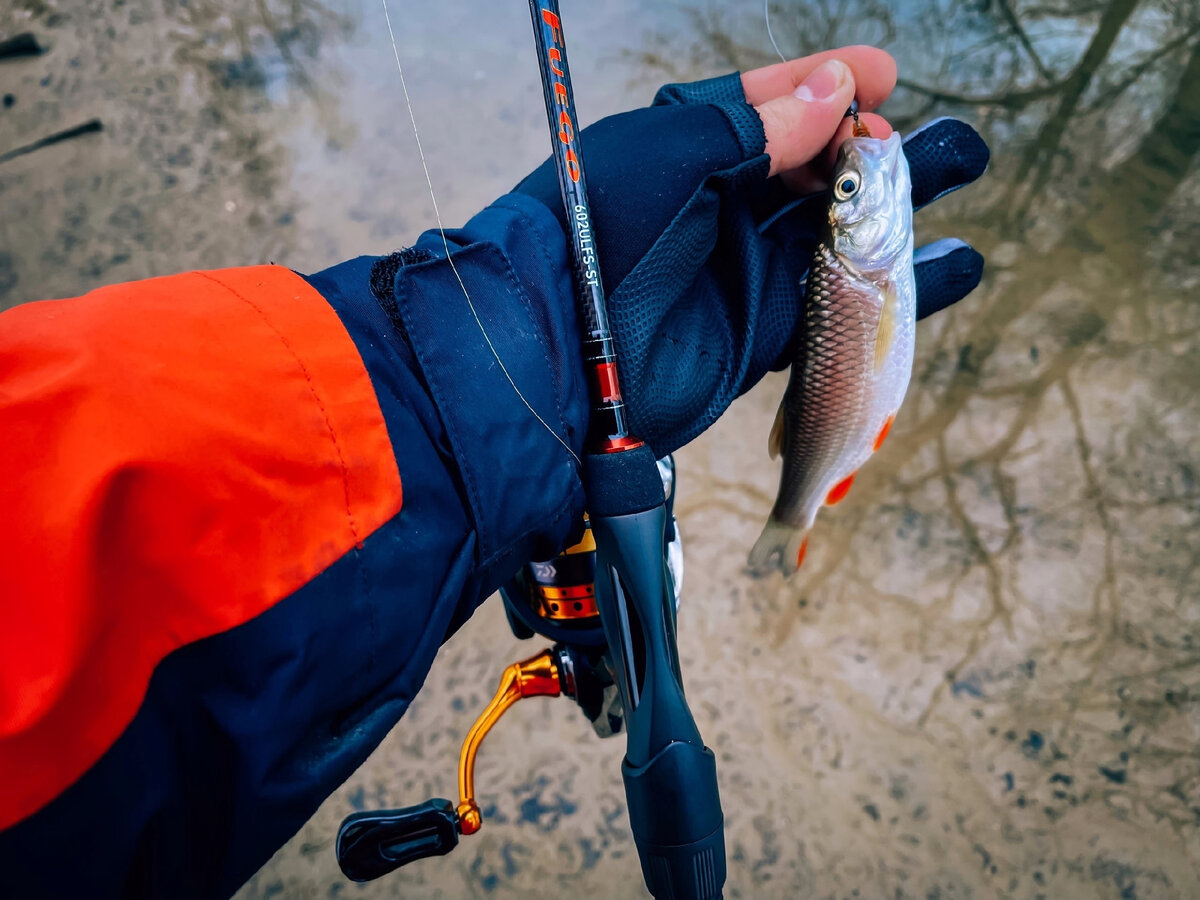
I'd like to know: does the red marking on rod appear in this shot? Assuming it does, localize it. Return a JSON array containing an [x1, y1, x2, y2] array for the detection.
[[595, 362, 622, 403], [601, 435, 644, 454], [542, 16, 578, 183], [796, 537, 809, 569], [557, 109, 574, 143], [541, 8, 564, 42]]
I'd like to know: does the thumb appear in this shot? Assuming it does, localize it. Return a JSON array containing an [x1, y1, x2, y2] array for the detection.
[[756, 59, 856, 177]]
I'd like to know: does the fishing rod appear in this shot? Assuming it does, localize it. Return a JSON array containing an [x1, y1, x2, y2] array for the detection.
[[526, 4, 725, 897], [334, 3, 725, 897]]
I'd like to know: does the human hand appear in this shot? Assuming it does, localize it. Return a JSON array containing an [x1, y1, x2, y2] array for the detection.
[[515, 47, 988, 457]]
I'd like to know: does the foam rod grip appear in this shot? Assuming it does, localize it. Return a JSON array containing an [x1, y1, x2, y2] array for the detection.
[[586, 448, 727, 899]]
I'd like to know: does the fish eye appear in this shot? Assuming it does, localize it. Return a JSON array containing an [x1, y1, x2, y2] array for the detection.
[[834, 172, 860, 201]]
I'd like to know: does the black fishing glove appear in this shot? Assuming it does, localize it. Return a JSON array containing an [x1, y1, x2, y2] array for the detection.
[[515, 72, 988, 457]]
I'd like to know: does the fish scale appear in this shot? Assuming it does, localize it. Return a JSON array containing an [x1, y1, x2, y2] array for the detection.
[[776, 248, 879, 515], [749, 133, 916, 577]]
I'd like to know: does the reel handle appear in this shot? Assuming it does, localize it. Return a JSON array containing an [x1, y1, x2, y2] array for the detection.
[[335, 799, 459, 882], [335, 649, 563, 881]]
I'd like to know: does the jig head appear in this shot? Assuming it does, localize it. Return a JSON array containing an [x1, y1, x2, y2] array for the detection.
[[847, 98, 872, 137]]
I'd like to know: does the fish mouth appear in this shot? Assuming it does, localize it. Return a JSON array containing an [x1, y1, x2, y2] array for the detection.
[[829, 132, 908, 234], [878, 132, 905, 183], [838, 132, 905, 189]]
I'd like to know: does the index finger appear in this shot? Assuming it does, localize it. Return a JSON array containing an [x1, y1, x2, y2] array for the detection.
[[741, 46, 897, 111]]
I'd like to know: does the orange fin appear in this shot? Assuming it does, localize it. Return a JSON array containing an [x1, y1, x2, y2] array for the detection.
[[796, 536, 810, 569], [874, 415, 895, 452], [825, 472, 856, 506]]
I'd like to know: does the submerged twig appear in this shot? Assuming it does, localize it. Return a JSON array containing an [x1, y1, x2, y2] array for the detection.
[[995, 0, 1053, 81], [895, 76, 1066, 109], [0, 120, 103, 164], [0, 33, 44, 61]]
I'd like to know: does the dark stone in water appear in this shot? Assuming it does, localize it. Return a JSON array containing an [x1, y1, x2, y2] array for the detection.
[[1022, 731, 1044, 756], [1099, 766, 1127, 784], [0, 33, 44, 60]]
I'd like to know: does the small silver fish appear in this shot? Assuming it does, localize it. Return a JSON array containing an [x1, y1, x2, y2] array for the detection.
[[749, 132, 915, 577]]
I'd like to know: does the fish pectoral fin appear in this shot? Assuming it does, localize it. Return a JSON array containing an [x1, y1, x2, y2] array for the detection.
[[768, 399, 786, 460], [874, 282, 898, 373]]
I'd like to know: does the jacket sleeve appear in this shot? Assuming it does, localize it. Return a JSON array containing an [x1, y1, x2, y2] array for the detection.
[[0, 192, 586, 899]]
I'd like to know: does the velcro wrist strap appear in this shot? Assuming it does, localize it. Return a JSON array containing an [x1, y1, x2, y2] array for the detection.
[[392, 197, 587, 568]]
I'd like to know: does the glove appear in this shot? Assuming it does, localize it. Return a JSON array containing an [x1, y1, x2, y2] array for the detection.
[[515, 71, 988, 457]]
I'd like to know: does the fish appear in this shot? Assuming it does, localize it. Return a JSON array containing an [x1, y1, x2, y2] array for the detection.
[[748, 131, 915, 577]]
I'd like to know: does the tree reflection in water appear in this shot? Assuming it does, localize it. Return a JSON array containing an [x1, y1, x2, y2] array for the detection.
[[631, 2, 1200, 895]]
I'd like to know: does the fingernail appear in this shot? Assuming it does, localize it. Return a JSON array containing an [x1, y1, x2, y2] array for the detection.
[[792, 59, 850, 102]]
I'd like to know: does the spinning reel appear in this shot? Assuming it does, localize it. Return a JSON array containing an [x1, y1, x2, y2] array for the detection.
[[334, 458, 684, 879]]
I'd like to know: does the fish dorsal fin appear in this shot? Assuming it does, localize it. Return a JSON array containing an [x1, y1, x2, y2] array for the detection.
[[874, 281, 898, 372], [768, 400, 786, 460]]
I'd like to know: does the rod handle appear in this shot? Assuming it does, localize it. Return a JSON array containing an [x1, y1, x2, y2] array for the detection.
[[623, 741, 725, 900]]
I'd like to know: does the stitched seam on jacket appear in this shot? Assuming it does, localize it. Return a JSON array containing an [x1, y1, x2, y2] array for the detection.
[[391, 253, 492, 558], [196, 270, 377, 672]]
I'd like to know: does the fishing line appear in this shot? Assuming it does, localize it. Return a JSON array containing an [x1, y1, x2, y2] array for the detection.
[[764, 0, 788, 64], [379, 0, 582, 469], [763, 3, 870, 137]]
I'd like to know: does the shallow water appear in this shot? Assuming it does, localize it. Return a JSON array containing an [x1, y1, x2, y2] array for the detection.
[[2, 1, 1197, 897]]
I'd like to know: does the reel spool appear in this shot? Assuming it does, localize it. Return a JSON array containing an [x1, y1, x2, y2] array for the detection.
[[501, 455, 682, 737]]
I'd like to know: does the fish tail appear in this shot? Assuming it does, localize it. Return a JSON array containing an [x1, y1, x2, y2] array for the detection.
[[747, 518, 811, 577]]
